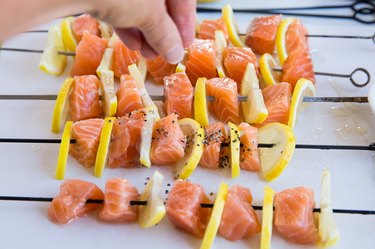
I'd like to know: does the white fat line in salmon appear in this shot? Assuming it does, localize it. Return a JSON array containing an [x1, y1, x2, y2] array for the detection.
[[0, 137, 374, 152], [0, 94, 369, 104], [0, 194, 373, 215]]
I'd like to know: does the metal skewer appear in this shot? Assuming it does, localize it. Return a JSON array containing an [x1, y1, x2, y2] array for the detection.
[[1, 137, 374, 151], [0, 194, 374, 215]]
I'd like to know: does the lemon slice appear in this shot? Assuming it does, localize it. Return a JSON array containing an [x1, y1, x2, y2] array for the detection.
[[318, 169, 339, 248], [258, 123, 296, 181], [100, 70, 117, 117], [128, 64, 160, 119], [200, 182, 228, 249], [140, 107, 158, 167], [288, 78, 316, 130], [60, 17, 77, 52], [98, 21, 113, 40], [94, 117, 115, 178], [175, 118, 204, 179], [137, 56, 148, 81], [138, 170, 166, 228], [275, 18, 296, 65], [222, 4, 244, 47], [55, 121, 73, 180], [228, 122, 240, 178], [175, 51, 187, 73], [108, 33, 120, 48], [51, 78, 74, 133], [215, 30, 227, 78], [39, 25, 67, 75], [194, 77, 209, 127], [260, 186, 275, 249], [97, 48, 114, 77], [259, 53, 281, 86], [240, 63, 268, 124]]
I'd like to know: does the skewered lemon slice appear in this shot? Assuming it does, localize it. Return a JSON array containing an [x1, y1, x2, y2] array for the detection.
[[138, 57, 148, 81], [318, 169, 340, 248], [108, 33, 120, 48], [240, 63, 268, 124], [51, 77, 74, 133], [138, 170, 166, 228], [175, 118, 204, 179], [60, 17, 77, 52], [259, 53, 281, 86], [100, 70, 117, 117], [94, 117, 115, 178], [200, 182, 228, 249], [39, 25, 67, 75], [194, 77, 209, 127], [260, 186, 275, 249], [96, 48, 114, 77], [222, 4, 245, 47], [98, 21, 113, 40], [128, 64, 160, 119], [228, 122, 240, 178], [140, 107, 158, 167], [258, 123, 296, 181], [288, 78, 316, 130], [215, 30, 227, 78], [175, 51, 187, 73], [275, 18, 296, 65], [55, 121, 73, 180]]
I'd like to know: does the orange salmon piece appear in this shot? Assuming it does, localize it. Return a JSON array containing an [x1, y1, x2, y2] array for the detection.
[[116, 74, 143, 117], [166, 180, 212, 238], [70, 32, 107, 76], [186, 39, 217, 85], [200, 122, 227, 169], [286, 19, 309, 55], [239, 123, 260, 171], [274, 187, 319, 244], [72, 14, 100, 42], [112, 40, 140, 78], [99, 178, 139, 222], [147, 55, 177, 85], [219, 185, 260, 241], [245, 15, 282, 54], [70, 118, 104, 168], [164, 73, 194, 119], [199, 18, 229, 43], [206, 77, 240, 124], [48, 179, 104, 224], [150, 113, 186, 165], [69, 75, 102, 122]]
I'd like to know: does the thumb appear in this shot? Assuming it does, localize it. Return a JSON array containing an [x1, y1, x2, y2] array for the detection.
[[138, 8, 184, 64]]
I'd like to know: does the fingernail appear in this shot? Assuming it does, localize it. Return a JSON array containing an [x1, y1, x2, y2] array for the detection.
[[164, 43, 184, 64]]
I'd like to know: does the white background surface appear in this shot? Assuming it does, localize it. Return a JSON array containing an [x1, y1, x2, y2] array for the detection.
[[0, 0, 375, 248]]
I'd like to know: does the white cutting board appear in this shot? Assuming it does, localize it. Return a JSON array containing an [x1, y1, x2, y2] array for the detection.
[[0, 1, 375, 248]]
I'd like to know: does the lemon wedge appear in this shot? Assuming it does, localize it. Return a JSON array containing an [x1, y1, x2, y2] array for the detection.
[[194, 77, 209, 127], [175, 51, 187, 73], [260, 186, 275, 249], [215, 30, 227, 78], [288, 78, 316, 130], [318, 168, 339, 248], [100, 70, 117, 117], [200, 182, 228, 249], [39, 25, 67, 75], [275, 18, 296, 65], [98, 21, 113, 40], [138, 56, 148, 81], [258, 123, 296, 181], [222, 4, 244, 47], [94, 117, 115, 178], [140, 107, 158, 167], [259, 53, 281, 86], [175, 118, 204, 179], [240, 63, 268, 124], [228, 122, 240, 178], [96, 48, 114, 77], [51, 78, 74, 133], [60, 17, 77, 52], [138, 170, 166, 228], [55, 121, 73, 180], [128, 64, 160, 119]]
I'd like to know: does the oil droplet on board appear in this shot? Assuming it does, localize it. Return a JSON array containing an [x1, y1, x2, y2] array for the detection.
[[328, 104, 357, 117], [356, 125, 367, 135], [31, 144, 41, 152], [335, 123, 352, 140]]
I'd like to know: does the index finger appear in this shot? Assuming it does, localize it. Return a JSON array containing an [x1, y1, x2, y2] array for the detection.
[[167, 0, 196, 48]]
